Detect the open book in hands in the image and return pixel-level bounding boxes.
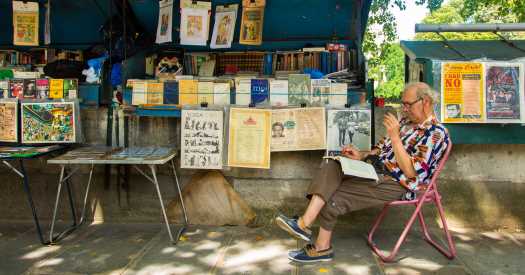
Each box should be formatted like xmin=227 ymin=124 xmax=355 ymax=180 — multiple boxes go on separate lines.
xmin=323 ymin=155 xmax=379 ymax=182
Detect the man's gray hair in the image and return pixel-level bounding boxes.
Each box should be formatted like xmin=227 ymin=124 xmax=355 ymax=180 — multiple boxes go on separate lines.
xmin=404 ymin=82 xmax=439 ymax=105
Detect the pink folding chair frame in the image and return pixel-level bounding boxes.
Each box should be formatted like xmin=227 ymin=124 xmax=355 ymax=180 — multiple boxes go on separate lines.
xmin=367 ymin=141 xmax=456 ymax=262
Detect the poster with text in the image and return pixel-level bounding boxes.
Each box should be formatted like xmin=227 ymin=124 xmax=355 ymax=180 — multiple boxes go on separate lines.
xmin=13 ymin=1 xmax=39 ymax=46
xmin=181 ymin=109 xmax=223 ymax=169
xmin=485 ymin=63 xmax=524 ymax=123
xmin=228 ymin=108 xmax=271 ymax=169
xmin=441 ymin=62 xmax=484 ymax=123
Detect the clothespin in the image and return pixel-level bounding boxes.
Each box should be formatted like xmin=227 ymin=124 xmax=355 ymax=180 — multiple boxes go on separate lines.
xmin=200 ymin=102 xmax=208 ymax=108
xmin=248 ymin=102 xmax=256 ymax=108
xmin=300 ymin=103 xmax=307 ymax=108
xmin=344 ymin=103 xmax=351 ymax=108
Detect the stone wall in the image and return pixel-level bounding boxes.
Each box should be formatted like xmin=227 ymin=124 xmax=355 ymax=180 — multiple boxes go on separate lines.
xmin=1 ymin=107 xmax=524 ymax=230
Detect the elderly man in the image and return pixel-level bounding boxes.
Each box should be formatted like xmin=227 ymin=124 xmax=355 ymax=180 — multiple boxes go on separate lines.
xmin=276 ymin=82 xmax=450 ymax=263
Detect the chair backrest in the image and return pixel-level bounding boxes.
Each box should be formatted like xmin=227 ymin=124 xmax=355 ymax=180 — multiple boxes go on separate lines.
xmin=426 ymin=137 xmax=453 ymax=192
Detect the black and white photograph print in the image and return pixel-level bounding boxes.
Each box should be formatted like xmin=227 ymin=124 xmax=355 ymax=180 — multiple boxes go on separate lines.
xmin=326 ymin=109 xmax=372 ymax=155
xmin=181 ymin=109 xmax=224 ymax=169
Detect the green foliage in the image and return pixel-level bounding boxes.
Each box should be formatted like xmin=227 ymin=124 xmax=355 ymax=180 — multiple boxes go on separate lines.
xmin=414 ymin=0 xmax=525 ymax=40
xmin=373 ymin=44 xmax=405 ymax=99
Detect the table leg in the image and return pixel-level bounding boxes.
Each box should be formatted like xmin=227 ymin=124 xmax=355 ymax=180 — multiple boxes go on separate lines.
xmin=49 ymin=165 xmax=92 ymax=244
xmin=17 ymin=159 xmax=50 ymax=245
xmin=170 ymin=159 xmax=188 ymax=241
xmin=149 ymin=164 xmax=176 ymax=244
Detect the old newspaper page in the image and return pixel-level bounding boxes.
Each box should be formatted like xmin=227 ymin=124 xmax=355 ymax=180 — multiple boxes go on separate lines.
xmin=271 ymin=107 xmax=326 ymax=151
xmin=181 ymin=109 xmax=223 ymax=169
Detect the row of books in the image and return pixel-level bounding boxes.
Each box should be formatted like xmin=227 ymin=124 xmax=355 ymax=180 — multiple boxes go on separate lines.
xmin=127 ymin=74 xmax=362 ymax=107
xmin=179 ymin=48 xmax=357 ymax=77
xmin=0 ymin=78 xmax=78 ymax=99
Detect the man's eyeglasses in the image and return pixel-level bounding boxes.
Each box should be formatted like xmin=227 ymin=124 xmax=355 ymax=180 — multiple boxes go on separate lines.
xmin=401 ymin=97 xmax=422 ymax=108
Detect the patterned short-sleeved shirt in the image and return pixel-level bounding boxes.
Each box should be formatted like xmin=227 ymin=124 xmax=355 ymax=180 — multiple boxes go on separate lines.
xmin=374 ymin=115 xmax=449 ymax=200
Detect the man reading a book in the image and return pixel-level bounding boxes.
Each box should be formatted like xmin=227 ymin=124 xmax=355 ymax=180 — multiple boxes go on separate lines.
xmin=276 ymin=82 xmax=450 ymax=263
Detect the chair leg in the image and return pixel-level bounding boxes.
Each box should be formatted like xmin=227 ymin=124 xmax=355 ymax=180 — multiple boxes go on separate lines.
xmin=414 ymin=199 xmax=456 ymax=259
xmin=368 ymin=201 xmax=429 ymax=262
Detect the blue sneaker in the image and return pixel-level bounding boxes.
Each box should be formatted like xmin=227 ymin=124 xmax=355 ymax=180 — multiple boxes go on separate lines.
xmin=275 ymin=214 xmax=312 ymax=242
xmin=288 ymin=244 xmax=334 ymax=263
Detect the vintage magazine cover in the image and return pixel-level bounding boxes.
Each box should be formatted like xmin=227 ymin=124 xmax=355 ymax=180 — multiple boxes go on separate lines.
xmin=441 ymin=62 xmax=484 ymax=123
xmin=213 ymin=82 xmax=230 ymax=105
xmin=228 ymin=108 xmax=271 ymax=169
xmin=49 ymin=79 xmax=64 ymax=99
xmin=329 ymin=82 xmax=348 ymax=106
xmin=239 ymin=7 xmax=264 ymax=45
xmin=485 ymin=62 xmax=524 ymax=123
xmin=180 ymin=1 xmax=211 ymax=46
xmin=271 ymin=107 xmax=326 ymax=152
xmin=210 ymin=4 xmax=238 ymax=49
xmin=311 ymin=79 xmax=331 ymax=106
xmin=197 ymin=81 xmax=214 ymax=105
xmin=0 ymin=100 xmax=18 ymax=142
xmin=21 ymin=102 xmax=76 ymax=143
xmin=132 ymin=80 xmax=147 ymax=105
xmin=181 ymin=109 xmax=223 ymax=169
xmin=156 ymin=0 xmax=173 ymax=44
xmin=13 ymin=1 xmax=39 ymax=46
xmin=9 ymin=79 xmax=24 ymax=98
xmin=288 ymin=74 xmax=311 ymax=106
xmin=146 ymin=82 xmax=164 ymax=104
xmin=36 ymin=79 xmax=50 ymax=99
xmin=235 ymin=79 xmax=252 ymax=105
xmin=326 ymin=109 xmax=372 ymax=155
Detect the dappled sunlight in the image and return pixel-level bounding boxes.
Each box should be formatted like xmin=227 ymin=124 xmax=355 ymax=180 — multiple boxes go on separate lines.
xmin=335 ymin=263 xmax=373 ymax=274
xmin=161 ymin=246 xmax=176 ymax=254
xmin=35 ymin=257 xmax=63 ymax=267
xmin=21 ymin=245 xmax=61 ymax=260
xmin=134 ymin=263 xmax=194 ymax=275
xmin=194 ymin=239 xmax=222 ymax=251
xmin=174 ymin=251 xmax=196 ymax=258
xmin=220 ymin=240 xmax=293 ymax=274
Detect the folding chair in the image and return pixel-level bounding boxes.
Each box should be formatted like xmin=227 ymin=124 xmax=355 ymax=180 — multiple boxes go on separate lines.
xmin=367 ymin=140 xmax=456 ymax=262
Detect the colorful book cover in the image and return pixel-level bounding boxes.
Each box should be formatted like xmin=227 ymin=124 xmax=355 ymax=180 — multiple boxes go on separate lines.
xmin=9 ymin=79 xmax=24 ymax=98
xmin=36 ymin=78 xmax=49 ymax=99
xmin=63 ymin=79 xmax=78 ymax=99
xmin=163 ymin=80 xmax=179 ymax=104
xmin=23 ymin=79 xmax=37 ymax=98
xmin=210 ymin=4 xmax=238 ymax=49
xmin=197 ymin=81 xmax=214 ymax=105
xmin=179 ymin=79 xmax=198 ymax=105
xmin=49 ymin=79 xmax=64 ymax=99
xmin=251 ymin=79 xmax=269 ymax=105
xmin=146 ymin=82 xmax=164 ymax=104
xmin=288 ymin=74 xmax=311 ymax=106
xmin=239 ymin=7 xmax=264 ymax=45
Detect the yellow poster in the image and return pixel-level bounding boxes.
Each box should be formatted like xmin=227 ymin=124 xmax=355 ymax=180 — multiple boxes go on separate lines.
xmin=49 ymin=79 xmax=64 ymax=99
xmin=179 ymin=79 xmax=198 ymax=105
xmin=13 ymin=1 xmax=39 ymax=46
xmin=228 ymin=108 xmax=271 ymax=169
xmin=441 ymin=62 xmax=484 ymax=123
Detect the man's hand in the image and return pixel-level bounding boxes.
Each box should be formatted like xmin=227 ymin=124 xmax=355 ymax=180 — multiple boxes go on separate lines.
xmin=341 ymin=145 xmax=361 ymax=160
xmin=383 ymin=113 xmax=401 ymax=140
